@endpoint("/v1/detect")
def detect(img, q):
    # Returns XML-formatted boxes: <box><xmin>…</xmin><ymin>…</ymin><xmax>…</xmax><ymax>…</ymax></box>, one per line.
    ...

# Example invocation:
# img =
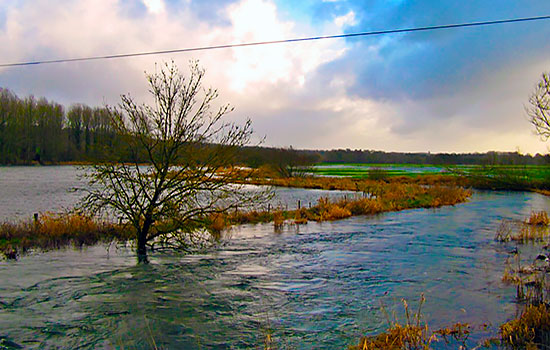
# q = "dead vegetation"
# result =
<box><xmin>348</xmin><ymin>295</ymin><xmax>481</xmax><ymax>350</ymax></box>
<box><xmin>527</xmin><ymin>211</ymin><xmax>550</xmax><ymax>226</ymax></box>
<box><xmin>496</xmin><ymin>211</ymin><xmax>550</xmax><ymax>349</ymax></box>
<box><xmin>0</xmin><ymin>212</ymin><xmax>130</xmax><ymax>259</ymax></box>
<box><xmin>496</xmin><ymin>215</ymin><xmax>550</xmax><ymax>243</ymax></box>
<box><xmin>203</xmin><ymin>183</ymin><xmax>471</xmax><ymax>234</ymax></box>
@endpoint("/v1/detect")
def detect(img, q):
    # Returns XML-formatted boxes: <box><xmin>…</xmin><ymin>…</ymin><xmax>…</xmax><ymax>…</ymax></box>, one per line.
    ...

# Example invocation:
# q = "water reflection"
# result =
<box><xmin>0</xmin><ymin>166</ymin><xmax>355</xmax><ymax>221</ymax></box>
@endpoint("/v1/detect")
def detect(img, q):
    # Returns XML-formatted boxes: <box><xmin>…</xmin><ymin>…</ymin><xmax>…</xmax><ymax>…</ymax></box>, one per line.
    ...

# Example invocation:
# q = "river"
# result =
<box><xmin>1</xmin><ymin>166</ymin><xmax>549</xmax><ymax>349</ymax></box>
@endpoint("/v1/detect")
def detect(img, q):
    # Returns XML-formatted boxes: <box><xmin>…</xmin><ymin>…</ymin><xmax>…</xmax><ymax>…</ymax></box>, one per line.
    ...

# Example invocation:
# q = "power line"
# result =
<box><xmin>2</xmin><ymin>14</ymin><xmax>550</xmax><ymax>68</ymax></box>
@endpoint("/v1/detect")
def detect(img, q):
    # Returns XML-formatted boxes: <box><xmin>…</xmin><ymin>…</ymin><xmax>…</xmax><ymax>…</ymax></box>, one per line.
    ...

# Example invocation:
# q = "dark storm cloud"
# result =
<box><xmin>311</xmin><ymin>0</ymin><xmax>550</xmax><ymax>100</ymax></box>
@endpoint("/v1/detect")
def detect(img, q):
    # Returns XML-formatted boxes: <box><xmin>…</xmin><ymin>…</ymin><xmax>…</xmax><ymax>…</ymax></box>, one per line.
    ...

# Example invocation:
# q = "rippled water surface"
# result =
<box><xmin>2</xmin><ymin>167</ymin><xmax>550</xmax><ymax>349</ymax></box>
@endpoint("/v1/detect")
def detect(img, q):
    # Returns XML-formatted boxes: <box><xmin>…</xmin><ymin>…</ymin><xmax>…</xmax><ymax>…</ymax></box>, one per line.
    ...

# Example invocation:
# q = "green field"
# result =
<box><xmin>308</xmin><ymin>163</ymin><xmax>550</xmax><ymax>181</ymax></box>
<box><xmin>307</xmin><ymin>163</ymin><xmax>443</xmax><ymax>178</ymax></box>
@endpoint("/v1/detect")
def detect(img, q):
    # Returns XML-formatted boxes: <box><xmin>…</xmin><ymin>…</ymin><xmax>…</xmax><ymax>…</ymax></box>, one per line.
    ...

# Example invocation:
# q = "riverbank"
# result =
<box><xmin>0</xmin><ymin>180</ymin><xmax>471</xmax><ymax>259</ymax></box>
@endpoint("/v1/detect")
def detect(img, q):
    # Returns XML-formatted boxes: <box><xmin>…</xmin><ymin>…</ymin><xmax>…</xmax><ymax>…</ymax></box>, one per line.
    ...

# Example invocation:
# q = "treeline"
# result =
<box><xmin>0</xmin><ymin>88</ymin><xmax>117</xmax><ymax>164</ymax></box>
<box><xmin>1</xmin><ymin>88</ymin><xmax>549</xmax><ymax>167</ymax></box>
<box><xmin>237</xmin><ymin>147</ymin><xmax>550</xmax><ymax>169</ymax></box>
<box><xmin>313</xmin><ymin>149</ymin><xmax>550</xmax><ymax>165</ymax></box>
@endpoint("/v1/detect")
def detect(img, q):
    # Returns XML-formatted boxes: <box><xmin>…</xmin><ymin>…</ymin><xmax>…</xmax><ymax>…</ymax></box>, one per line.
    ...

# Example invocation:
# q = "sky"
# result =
<box><xmin>1</xmin><ymin>0</ymin><xmax>550</xmax><ymax>154</ymax></box>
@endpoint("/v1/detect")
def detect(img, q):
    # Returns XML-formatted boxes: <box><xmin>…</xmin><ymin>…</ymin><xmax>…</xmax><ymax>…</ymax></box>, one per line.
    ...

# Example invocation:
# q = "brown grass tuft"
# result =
<box><xmin>501</xmin><ymin>304</ymin><xmax>550</xmax><ymax>349</ymax></box>
<box><xmin>0</xmin><ymin>212</ymin><xmax>129</xmax><ymax>259</ymax></box>
<box><xmin>527</xmin><ymin>211</ymin><xmax>550</xmax><ymax>226</ymax></box>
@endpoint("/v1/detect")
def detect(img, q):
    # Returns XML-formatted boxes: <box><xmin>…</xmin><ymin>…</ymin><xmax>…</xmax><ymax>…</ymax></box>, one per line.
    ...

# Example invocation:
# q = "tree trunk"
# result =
<box><xmin>137</xmin><ymin>218</ymin><xmax>152</xmax><ymax>263</ymax></box>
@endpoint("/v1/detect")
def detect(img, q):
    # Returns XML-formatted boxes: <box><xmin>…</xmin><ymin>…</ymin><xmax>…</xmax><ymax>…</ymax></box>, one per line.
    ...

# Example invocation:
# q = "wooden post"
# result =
<box><xmin>298</xmin><ymin>200</ymin><xmax>301</xmax><ymax>210</ymax></box>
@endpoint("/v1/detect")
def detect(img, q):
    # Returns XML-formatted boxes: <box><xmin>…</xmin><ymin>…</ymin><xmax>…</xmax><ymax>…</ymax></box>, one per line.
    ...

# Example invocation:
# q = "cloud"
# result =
<box><xmin>1</xmin><ymin>0</ymin><xmax>550</xmax><ymax>154</ymax></box>
<box><xmin>143</xmin><ymin>0</ymin><xmax>166</xmax><ymax>14</ymax></box>
<box><xmin>334</xmin><ymin>11</ymin><xmax>355</xmax><ymax>28</ymax></box>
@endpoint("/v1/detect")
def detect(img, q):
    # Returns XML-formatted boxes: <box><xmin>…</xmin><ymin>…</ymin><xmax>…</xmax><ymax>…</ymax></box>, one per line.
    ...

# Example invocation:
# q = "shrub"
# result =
<box><xmin>367</xmin><ymin>167</ymin><xmax>389</xmax><ymax>181</ymax></box>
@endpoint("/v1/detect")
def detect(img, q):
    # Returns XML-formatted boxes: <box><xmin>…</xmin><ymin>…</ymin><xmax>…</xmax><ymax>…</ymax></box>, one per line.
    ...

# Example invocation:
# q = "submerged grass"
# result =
<box><xmin>495</xmin><ymin>213</ymin><xmax>550</xmax><ymax>243</ymax></box>
<box><xmin>295</xmin><ymin>163</ymin><xmax>550</xmax><ymax>192</ymax></box>
<box><xmin>496</xmin><ymin>211</ymin><xmax>550</xmax><ymax>349</ymax></box>
<box><xmin>348</xmin><ymin>295</ymin><xmax>479</xmax><ymax>350</ymax></box>
<box><xmin>0</xmin><ymin>212</ymin><xmax>131</xmax><ymax>259</ymax></box>
<box><xmin>527</xmin><ymin>211</ymin><xmax>550</xmax><ymax>226</ymax></box>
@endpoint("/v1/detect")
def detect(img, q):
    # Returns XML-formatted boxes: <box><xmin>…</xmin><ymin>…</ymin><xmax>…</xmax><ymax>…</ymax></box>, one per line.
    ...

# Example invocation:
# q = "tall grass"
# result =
<box><xmin>500</xmin><ymin>304</ymin><xmax>550</xmax><ymax>349</ymax></box>
<box><xmin>527</xmin><ymin>211</ymin><xmax>550</xmax><ymax>226</ymax></box>
<box><xmin>349</xmin><ymin>295</ymin><xmax>477</xmax><ymax>350</ymax></box>
<box><xmin>203</xmin><ymin>183</ymin><xmax>471</xmax><ymax>234</ymax></box>
<box><xmin>496</xmin><ymin>212</ymin><xmax>550</xmax><ymax>349</ymax></box>
<box><xmin>495</xmin><ymin>212</ymin><xmax>550</xmax><ymax>243</ymax></box>
<box><xmin>350</xmin><ymin>296</ymin><xmax>436</xmax><ymax>350</ymax></box>
<box><xmin>0</xmin><ymin>212</ymin><xmax>130</xmax><ymax>259</ymax></box>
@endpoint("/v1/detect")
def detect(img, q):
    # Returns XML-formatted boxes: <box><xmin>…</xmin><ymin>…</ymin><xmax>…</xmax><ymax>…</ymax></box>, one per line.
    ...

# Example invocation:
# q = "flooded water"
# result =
<box><xmin>1</xmin><ymin>167</ymin><xmax>550</xmax><ymax>349</ymax></box>
<box><xmin>0</xmin><ymin>166</ymin><xmax>355</xmax><ymax>221</ymax></box>
<box><xmin>312</xmin><ymin>163</ymin><xmax>447</xmax><ymax>174</ymax></box>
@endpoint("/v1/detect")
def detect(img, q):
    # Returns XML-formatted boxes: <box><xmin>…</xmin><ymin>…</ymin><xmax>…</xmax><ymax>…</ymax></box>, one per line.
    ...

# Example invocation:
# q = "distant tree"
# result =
<box><xmin>269</xmin><ymin>146</ymin><xmax>319</xmax><ymax>177</ymax></box>
<box><xmin>82</xmin><ymin>61</ymin><xmax>267</xmax><ymax>263</ymax></box>
<box><xmin>527</xmin><ymin>72</ymin><xmax>550</xmax><ymax>140</ymax></box>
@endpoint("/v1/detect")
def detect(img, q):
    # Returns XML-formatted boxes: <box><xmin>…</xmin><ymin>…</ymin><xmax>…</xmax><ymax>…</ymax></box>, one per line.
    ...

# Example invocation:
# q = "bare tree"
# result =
<box><xmin>270</xmin><ymin>146</ymin><xmax>319</xmax><ymax>178</ymax></box>
<box><xmin>82</xmin><ymin>61</ymin><xmax>267</xmax><ymax>263</ymax></box>
<box><xmin>528</xmin><ymin>72</ymin><xmax>550</xmax><ymax>140</ymax></box>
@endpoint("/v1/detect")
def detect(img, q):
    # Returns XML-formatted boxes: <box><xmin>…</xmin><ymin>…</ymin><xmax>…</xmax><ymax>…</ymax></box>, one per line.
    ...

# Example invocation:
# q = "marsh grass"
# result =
<box><xmin>500</xmin><ymin>304</ymin><xmax>550</xmax><ymax>349</ymax></box>
<box><xmin>368</xmin><ymin>167</ymin><xmax>390</xmax><ymax>181</ymax></box>
<box><xmin>204</xmin><ymin>182</ymin><xmax>471</xmax><ymax>234</ymax></box>
<box><xmin>527</xmin><ymin>211</ymin><xmax>550</xmax><ymax>226</ymax></box>
<box><xmin>349</xmin><ymin>295</ymin><xmax>480</xmax><ymax>350</ymax></box>
<box><xmin>350</xmin><ymin>295</ymin><xmax>436</xmax><ymax>350</ymax></box>
<box><xmin>497</xmin><ymin>235</ymin><xmax>550</xmax><ymax>348</ymax></box>
<box><xmin>242</xmin><ymin>171</ymin><xmax>466</xmax><ymax>192</ymax></box>
<box><xmin>0</xmin><ymin>212</ymin><xmax>130</xmax><ymax>259</ymax></box>
<box><xmin>496</xmin><ymin>216</ymin><xmax>550</xmax><ymax>243</ymax></box>
<box><xmin>2</xmin><ymin>177</ymin><xmax>470</xmax><ymax>259</ymax></box>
